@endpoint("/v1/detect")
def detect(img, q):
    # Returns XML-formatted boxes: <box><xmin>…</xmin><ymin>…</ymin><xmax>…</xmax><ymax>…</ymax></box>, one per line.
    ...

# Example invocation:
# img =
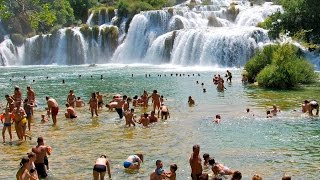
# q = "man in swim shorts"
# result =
<box><xmin>159</xmin><ymin>104</ymin><xmax>170</xmax><ymax>120</ymax></box>
<box><xmin>65</xmin><ymin>103</ymin><xmax>77</xmax><ymax>119</ymax></box>
<box><xmin>190</xmin><ymin>144</ymin><xmax>203</xmax><ymax>180</ymax></box>
<box><xmin>93</xmin><ymin>155</ymin><xmax>111</xmax><ymax>180</ymax></box>
<box><xmin>46</xmin><ymin>96</ymin><xmax>59</xmax><ymax>125</ymax></box>
<box><xmin>123</xmin><ymin>154</ymin><xmax>143</xmax><ymax>169</ymax></box>
<box><xmin>96</xmin><ymin>92</ymin><xmax>104</xmax><ymax>109</ymax></box>
<box><xmin>32</xmin><ymin>137</ymin><xmax>52</xmax><ymax>178</ymax></box>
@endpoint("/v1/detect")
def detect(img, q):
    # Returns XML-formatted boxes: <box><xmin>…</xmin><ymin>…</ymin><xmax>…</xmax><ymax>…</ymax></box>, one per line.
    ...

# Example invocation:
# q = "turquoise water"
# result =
<box><xmin>0</xmin><ymin>65</ymin><xmax>319</xmax><ymax>179</ymax></box>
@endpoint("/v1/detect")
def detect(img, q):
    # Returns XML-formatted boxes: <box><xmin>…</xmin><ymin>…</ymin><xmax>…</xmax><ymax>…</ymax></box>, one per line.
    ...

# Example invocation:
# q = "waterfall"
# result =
<box><xmin>0</xmin><ymin>0</ymin><xmax>287</xmax><ymax>66</ymax></box>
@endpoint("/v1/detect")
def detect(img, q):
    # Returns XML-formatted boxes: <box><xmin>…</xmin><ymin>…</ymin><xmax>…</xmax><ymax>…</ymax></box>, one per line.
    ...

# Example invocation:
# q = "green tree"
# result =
<box><xmin>68</xmin><ymin>0</ymin><xmax>98</xmax><ymax>23</ymax></box>
<box><xmin>52</xmin><ymin>0</ymin><xmax>75</xmax><ymax>26</ymax></box>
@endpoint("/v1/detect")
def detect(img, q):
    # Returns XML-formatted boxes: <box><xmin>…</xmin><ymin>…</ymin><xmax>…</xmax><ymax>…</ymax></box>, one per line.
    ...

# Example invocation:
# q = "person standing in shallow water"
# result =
<box><xmin>88</xmin><ymin>93</ymin><xmax>98</xmax><ymax>117</ymax></box>
<box><xmin>32</xmin><ymin>137</ymin><xmax>52</xmax><ymax>179</ymax></box>
<box><xmin>189</xmin><ymin>144</ymin><xmax>203</xmax><ymax>180</ymax></box>
<box><xmin>93</xmin><ymin>155</ymin><xmax>111</xmax><ymax>180</ymax></box>
<box><xmin>226</xmin><ymin>70</ymin><xmax>232</xmax><ymax>83</ymax></box>
<box><xmin>46</xmin><ymin>96</ymin><xmax>59</xmax><ymax>125</ymax></box>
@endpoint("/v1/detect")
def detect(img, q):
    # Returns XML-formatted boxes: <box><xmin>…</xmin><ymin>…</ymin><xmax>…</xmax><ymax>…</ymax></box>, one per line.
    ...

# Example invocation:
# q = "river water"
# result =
<box><xmin>0</xmin><ymin>65</ymin><xmax>319</xmax><ymax>179</ymax></box>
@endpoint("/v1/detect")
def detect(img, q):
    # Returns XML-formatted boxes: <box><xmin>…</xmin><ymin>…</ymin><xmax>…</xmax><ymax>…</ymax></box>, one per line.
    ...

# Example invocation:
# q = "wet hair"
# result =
<box><xmin>131</xmin><ymin>108</ymin><xmax>134</xmax><ymax>112</ymax></box>
<box><xmin>216</xmin><ymin>114</ymin><xmax>221</xmax><ymax>119</ymax></box>
<box><xmin>46</xmin><ymin>96</ymin><xmax>50</xmax><ymax>100</ymax></box>
<box><xmin>144</xmin><ymin>113</ymin><xmax>148</xmax><ymax>118</ymax></box>
<box><xmin>193</xmin><ymin>144</ymin><xmax>200</xmax><ymax>151</ymax></box>
<box><xmin>252</xmin><ymin>174</ymin><xmax>262</xmax><ymax>180</ymax></box>
<box><xmin>266</xmin><ymin>110</ymin><xmax>271</xmax><ymax>115</ymax></box>
<box><xmin>246</xmin><ymin>108</ymin><xmax>250</xmax><ymax>113</ymax></box>
<box><xmin>19</xmin><ymin>156</ymin><xmax>29</xmax><ymax>168</ymax></box>
<box><xmin>123</xmin><ymin>95</ymin><xmax>127</xmax><ymax>99</ymax></box>
<box><xmin>170</xmin><ymin>164</ymin><xmax>177</xmax><ymax>171</ymax></box>
<box><xmin>151</xmin><ymin>111</ymin><xmax>155</xmax><ymax>114</ymax></box>
<box><xmin>24</xmin><ymin>98</ymin><xmax>28</xmax><ymax>103</ymax></box>
<box><xmin>282</xmin><ymin>175</ymin><xmax>291</xmax><ymax>180</ymax></box>
<box><xmin>208</xmin><ymin>158</ymin><xmax>215</xmax><ymax>165</ymax></box>
<box><xmin>77</xmin><ymin>97</ymin><xmax>81</xmax><ymax>100</ymax></box>
<box><xmin>133</xmin><ymin>95</ymin><xmax>138</xmax><ymax>99</ymax></box>
<box><xmin>156</xmin><ymin>160</ymin><xmax>162</xmax><ymax>166</ymax></box>
<box><xmin>304</xmin><ymin>100</ymin><xmax>309</xmax><ymax>104</ymax></box>
<box><xmin>69</xmin><ymin>90</ymin><xmax>74</xmax><ymax>93</ymax></box>
<box><xmin>37</xmin><ymin>137</ymin><xmax>44</xmax><ymax>143</ymax></box>
<box><xmin>5</xmin><ymin>94</ymin><xmax>9</xmax><ymax>98</ymax></box>
<box><xmin>153</xmin><ymin>90</ymin><xmax>157</xmax><ymax>93</ymax></box>
<box><xmin>231</xmin><ymin>171</ymin><xmax>242</xmax><ymax>180</ymax></box>
<box><xmin>136</xmin><ymin>153</ymin><xmax>143</xmax><ymax>162</ymax></box>
<box><xmin>65</xmin><ymin>103</ymin><xmax>70</xmax><ymax>107</ymax></box>
<box><xmin>203</xmin><ymin>153</ymin><xmax>210</xmax><ymax>160</ymax></box>
<box><xmin>91</xmin><ymin>93</ymin><xmax>96</xmax><ymax>98</ymax></box>
<box><xmin>100</xmin><ymin>155</ymin><xmax>107</xmax><ymax>158</ymax></box>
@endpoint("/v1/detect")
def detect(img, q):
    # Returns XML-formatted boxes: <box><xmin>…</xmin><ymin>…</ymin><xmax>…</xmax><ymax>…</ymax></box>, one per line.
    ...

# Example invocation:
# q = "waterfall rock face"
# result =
<box><xmin>0</xmin><ymin>0</ymin><xmax>282</xmax><ymax>66</ymax></box>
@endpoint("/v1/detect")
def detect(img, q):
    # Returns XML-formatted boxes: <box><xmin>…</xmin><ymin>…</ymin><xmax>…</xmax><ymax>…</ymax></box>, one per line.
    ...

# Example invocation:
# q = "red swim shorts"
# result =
<box><xmin>51</xmin><ymin>107</ymin><xmax>59</xmax><ymax>116</ymax></box>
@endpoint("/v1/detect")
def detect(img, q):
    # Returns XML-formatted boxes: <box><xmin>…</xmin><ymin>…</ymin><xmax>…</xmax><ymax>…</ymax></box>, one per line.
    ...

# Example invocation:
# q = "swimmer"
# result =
<box><xmin>27</xmin><ymin>152</ymin><xmax>38</xmax><ymax>179</ymax></box>
<box><xmin>149</xmin><ymin>111</ymin><xmax>158</xmax><ymax>123</ymax></box>
<box><xmin>41</xmin><ymin>114</ymin><xmax>48</xmax><ymax>123</ymax></box>
<box><xmin>124</xmin><ymin>109</ymin><xmax>136</xmax><ymax>127</ymax></box>
<box><xmin>32</xmin><ymin>137</ymin><xmax>52</xmax><ymax>178</ymax></box>
<box><xmin>271</xmin><ymin>104</ymin><xmax>280</xmax><ymax>116</ymax></box>
<box><xmin>231</xmin><ymin>171</ymin><xmax>242</xmax><ymax>180</ymax></box>
<box><xmin>13</xmin><ymin>86</ymin><xmax>23</xmax><ymax>102</ymax></box>
<box><xmin>150</xmin><ymin>160</ymin><xmax>166</xmax><ymax>180</ymax></box>
<box><xmin>123</xmin><ymin>154</ymin><xmax>143</xmax><ymax>169</ymax></box>
<box><xmin>203</xmin><ymin>153</ymin><xmax>210</xmax><ymax>167</ymax></box>
<box><xmin>266</xmin><ymin>110</ymin><xmax>272</xmax><ymax>118</ymax></box>
<box><xmin>46</xmin><ymin>96</ymin><xmax>59</xmax><ymax>125</ymax></box>
<box><xmin>62</xmin><ymin>79</ymin><xmax>65</xmax><ymax>84</ymax></box>
<box><xmin>252</xmin><ymin>174</ymin><xmax>263</xmax><ymax>180</ymax></box>
<box><xmin>75</xmin><ymin>97</ymin><xmax>85</xmax><ymax>107</ymax></box>
<box><xmin>138</xmin><ymin>113</ymin><xmax>150</xmax><ymax>127</ymax></box>
<box><xmin>67</xmin><ymin>90</ymin><xmax>76</xmax><ymax>108</ymax></box>
<box><xmin>132</xmin><ymin>95</ymin><xmax>139</xmax><ymax>107</ymax></box>
<box><xmin>88</xmin><ymin>93</ymin><xmax>98</xmax><ymax>117</ymax></box>
<box><xmin>96</xmin><ymin>92</ymin><xmax>104</xmax><ymax>109</ymax></box>
<box><xmin>208</xmin><ymin>158</ymin><xmax>234</xmax><ymax>177</ymax></box>
<box><xmin>16</xmin><ymin>156</ymin><xmax>32</xmax><ymax>180</ymax></box>
<box><xmin>217</xmin><ymin>81</ymin><xmax>225</xmax><ymax>91</ymax></box>
<box><xmin>23</xmin><ymin>98</ymin><xmax>35</xmax><ymax>132</ymax></box>
<box><xmin>203</xmin><ymin>88</ymin><xmax>206</xmax><ymax>93</ymax></box>
<box><xmin>149</xmin><ymin>90</ymin><xmax>161</xmax><ymax>113</ymax></box>
<box><xmin>282</xmin><ymin>175</ymin><xmax>291</xmax><ymax>180</ymax></box>
<box><xmin>159</xmin><ymin>104</ymin><xmax>170</xmax><ymax>120</ymax></box>
<box><xmin>5</xmin><ymin>94</ymin><xmax>15</xmax><ymax>112</ymax></box>
<box><xmin>165</xmin><ymin>164</ymin><xmax>177</xmax><ymax>180</ymax></box>
<box><xmin>115</xmin><ymin>95</ymin><xmax>127</xmax><ymax>119</ymax></box>
<box><xmin>106</xmin><ymin>101</ymin><xmax>117</xmax><ymax>112</ymax></box>
<box><xmin>190</xmin><ymin>145</ymin><xmax>202</xmax><ymax>180</ymax></box>
<box><xmin>308</xmin><ymin>100</ymin><xmax>319</xmax><ymax>116</ymax></box>
<box><xmin>246</xmin><ymin>108</ymin><xmax>254</xmax><ymax>117</ymax></box>
<box><xmin>93</xmin><ymin>155</ymin><xmax>111</xmax><ymax>180</ymax></box>
<box><xmin>1</xmin><ymin>108</ymin><xmax>13</xmax><ymax>144</ymax></box>
<box><xmin>301</xmin><ymin>100</ymin><xmax>309</xmax><ymax>113</ymax></box>
<box><xmin>65</xmin><ymin>103</ymin><xmax>77</xmax><ymax>119</ymax></box>
<box><xmin>188</xmin><ymin>96</ymin><xmax>195</xmax><ymax>106</ymax></box>
<box><xmin>26</xmin><ymin>86</ymin><xmax>36</xmax><ymax>106</ymax></box>
<box><xmin>226</xmin><ymin>70</ymin><xmax>232</xmax><ymax>83</ymax></box>
<box><xmin>13</xmin><ymin>101</ymin><xmax>27</xmax><ymax>140</ymax></box>
<box><xmin>213</xmin><ymin>114</ymin><xmax>221</xmax><ymax>123</ymax></box>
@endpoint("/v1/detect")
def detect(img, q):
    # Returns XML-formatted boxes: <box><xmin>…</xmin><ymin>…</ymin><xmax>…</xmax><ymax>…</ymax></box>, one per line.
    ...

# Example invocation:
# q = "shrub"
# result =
<box><xmin>245</xmin><ymin>44</ymin><xmax>279</xmax><ymax>82</ymax></box>
<box><xmin>246</xmin><ymin>43</ymin><xmax>317</xmax><ymax>89</ymax></box>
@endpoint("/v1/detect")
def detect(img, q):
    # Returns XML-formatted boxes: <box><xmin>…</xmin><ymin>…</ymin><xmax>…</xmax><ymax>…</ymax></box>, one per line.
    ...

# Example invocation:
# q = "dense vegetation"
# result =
<box><xmin>0</xmin><ymin>0</ymin><xmax>176</xmax><ymax>37</ymax></box>
<box><xmin>245</xmin><ymin>43</ymin><xmax>317</xmax><ymax>89</ymax></box>
<box><xmin>258</xmin><ymin>0</ymin><xmax>320</xmax><ymax>47</ymax></box>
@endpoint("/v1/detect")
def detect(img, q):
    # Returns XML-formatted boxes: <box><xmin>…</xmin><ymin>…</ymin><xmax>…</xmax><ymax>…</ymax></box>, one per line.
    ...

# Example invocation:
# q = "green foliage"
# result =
<box><xmin>226</xmin><ymin>4</ymin><xmax>239</xmax><ymax>22</ymax></box>
<box><xmin>245</xmin><ymin>43</ymin><xmax>316</xmax><ymax>89</ymax></box>
<box><xmin>245</xmin><ymin>44</ymin><xmax>278</xmax><ymax>83</ymax></box>
<box><xmin>262</xmin><ymin>0</ymin><xmax>320</xmax><ymax>44</ymax></box>
<box><xmin>52</xmin><ymin>0</ymin><xmax>75</xmax><ymax>26</ymax></box>
<box><xmin>0</xmin><ymin>0</ymin><xmax>13</xmax><ymax>20</ymax></box>
<box><xmin>68</xmin><ymin>0</ymin><xmax>98</xmax><ymax>23</ymax></box>
<box><xmin>116</xmin><ymin>0</ymin><xmax>162</xmax><ymax>18</ymax></box>
<box><xmin>202</xmin><ymin>0</ymin><xmax>212</xmax><ymax>5</ymax></box>
<box><xmin>10</xmin><ymin>34</ymin><xmax>26</xmax><ymax>46</ymax></box>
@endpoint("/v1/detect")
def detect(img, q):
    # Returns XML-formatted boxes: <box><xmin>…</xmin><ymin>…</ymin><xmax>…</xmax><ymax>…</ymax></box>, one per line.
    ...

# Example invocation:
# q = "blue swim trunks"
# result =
<box><xmin>123</xmin><ymin>161</ymin><xmax>132</xmax><ymax>168</ymax></box>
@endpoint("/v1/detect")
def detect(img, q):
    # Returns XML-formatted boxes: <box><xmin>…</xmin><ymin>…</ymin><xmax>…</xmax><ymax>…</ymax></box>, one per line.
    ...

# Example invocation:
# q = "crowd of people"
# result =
<box><xmin>1</xmin><ymin>70</ymin><xmax>318</xmax><ymax>179</ymax></box>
